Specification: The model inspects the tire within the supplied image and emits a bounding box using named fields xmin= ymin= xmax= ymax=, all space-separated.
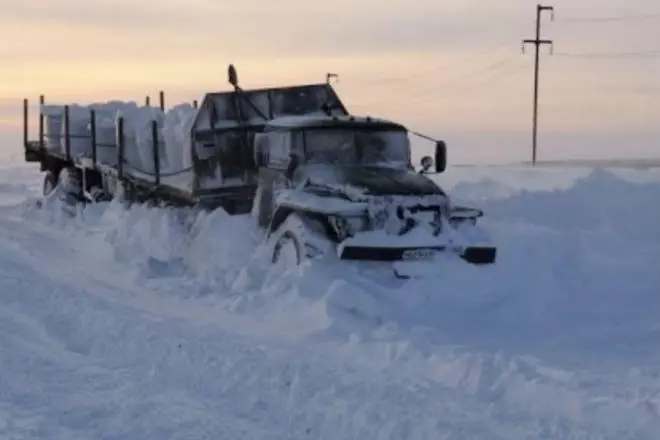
xmin=42 ymin=170 xmax=58 ymax=196
xmin=55 ymin=167 xmax=84 ymax=205
xmin=270 ymin=213 xmax=332 ymax=268
xmin=272 ymin=230 xmax=303 ymax=267
xmin=87 ymin=186 xmax=107 ymax=202
xmin=59 ymin=167 xmax=82 ymax=196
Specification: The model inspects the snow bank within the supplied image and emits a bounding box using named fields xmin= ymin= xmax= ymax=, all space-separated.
xmin=437 ymin=164 xmax=660 ymax=201
xmin=11 ymin=165 xmax=660 ymax=438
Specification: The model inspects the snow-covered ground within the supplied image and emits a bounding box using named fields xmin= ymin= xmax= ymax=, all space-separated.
xmin=0 ymin=160 xmax=659 ymax=439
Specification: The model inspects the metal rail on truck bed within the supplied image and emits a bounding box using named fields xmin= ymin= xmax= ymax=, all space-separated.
xmin=22 ymin=96 xmax=258 ymax=213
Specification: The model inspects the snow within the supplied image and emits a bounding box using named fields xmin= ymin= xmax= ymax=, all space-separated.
xmin=41 ymin=104 xmax=66 ymax=153
xmin=265 ymin=113 xmax=398 ymax=128
xmin=36 ymin=100 xmax=200 ymax=190
xmin=162 ymin=104 xmax=197 ymax=174
xmin=277 ymin=189 xmax=370 ymax=215
xmin=1 ymin=160 xmax=660 ymax=439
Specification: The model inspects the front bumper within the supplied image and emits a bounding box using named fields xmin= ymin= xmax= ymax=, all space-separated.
xmin=338 ymin=244 xmax=496 ymax=265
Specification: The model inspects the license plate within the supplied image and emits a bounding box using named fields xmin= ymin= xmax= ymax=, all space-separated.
xmin=401 ymin=249 xmax=435 ymax=261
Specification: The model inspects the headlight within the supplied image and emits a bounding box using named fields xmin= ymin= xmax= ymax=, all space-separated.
xmin=329 ymin=215 xmax=368 ymax=239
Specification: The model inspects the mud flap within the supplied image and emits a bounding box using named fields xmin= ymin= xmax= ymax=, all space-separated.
xmin=461 ymin=246 xmax=497 ymax=264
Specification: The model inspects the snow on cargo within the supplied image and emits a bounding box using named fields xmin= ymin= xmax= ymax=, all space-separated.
xmin=41 ymin=104 xmax=65 ymax=153
xmin=115 ymin=105 xmax=165 ymax=175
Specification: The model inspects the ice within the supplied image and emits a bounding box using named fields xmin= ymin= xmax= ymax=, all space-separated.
xmin=1 ymin=161 xmax=660 ymax=438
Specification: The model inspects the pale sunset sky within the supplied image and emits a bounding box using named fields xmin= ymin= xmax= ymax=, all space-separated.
xmin=0 ymin=0 xmax=658 ymax=163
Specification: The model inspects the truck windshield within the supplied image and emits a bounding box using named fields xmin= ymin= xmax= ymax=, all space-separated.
xmin=302 ymin=129 xmax=410 ymax=168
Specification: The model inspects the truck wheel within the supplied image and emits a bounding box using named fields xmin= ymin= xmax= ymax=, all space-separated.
xmin=271 ymin=214 xmax=307 ymax=267
xmin=59 ymin=167 xmax=82 ymax=196
xmin=272 ymin=230 xmax=303 ymax=267
xmin=42 ymin=171 xmax=58 ymax=196
xmin=51 ymin=167 xmax=84 ymax=205
xmin=270 ymin=213 xmax=332 ymax=268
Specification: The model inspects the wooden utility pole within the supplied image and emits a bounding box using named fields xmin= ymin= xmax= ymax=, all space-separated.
xmin=523 ymin=4 xmax=554 ymax=166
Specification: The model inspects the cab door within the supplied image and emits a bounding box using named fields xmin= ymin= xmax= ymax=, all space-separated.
xmin=255 ymin=131 xmax=291 ymax=228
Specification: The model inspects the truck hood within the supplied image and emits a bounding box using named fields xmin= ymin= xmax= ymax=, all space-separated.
xmin=297 ymin=165 xmax=445 ymax=197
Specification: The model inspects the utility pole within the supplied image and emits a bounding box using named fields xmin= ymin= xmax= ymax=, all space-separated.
xmin=523 ymin=4 xmax=554 ymax=166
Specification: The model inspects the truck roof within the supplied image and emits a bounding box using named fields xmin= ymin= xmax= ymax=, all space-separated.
xmin=264 ymin=114 xmax=407 ymax=131
xmin=192 ymin=83 xmax=349 ymax=133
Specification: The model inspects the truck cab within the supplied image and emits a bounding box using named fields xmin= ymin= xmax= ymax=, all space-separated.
xmin=251 ymin=114 xmax=495 ymax=271
xmin=253 ymin=115 xmax=443 ymax=225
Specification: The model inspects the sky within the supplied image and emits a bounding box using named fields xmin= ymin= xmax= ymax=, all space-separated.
xmin=0 ymin=0 xmax=658 ymax=163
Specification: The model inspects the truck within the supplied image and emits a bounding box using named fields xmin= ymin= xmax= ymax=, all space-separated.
xmin=22 ymin=65 xmax=496 ymax=278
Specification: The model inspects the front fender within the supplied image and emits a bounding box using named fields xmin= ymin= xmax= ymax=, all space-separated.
xmin=275 ymin=189 xmax=367 ymax=216
xmin=268 ymin=206 xmax=294 ymax=236
xmin=267 ymin=205 xmax=338 ymax=243
xmin=268 ymin=189 xmax=367 ymax=239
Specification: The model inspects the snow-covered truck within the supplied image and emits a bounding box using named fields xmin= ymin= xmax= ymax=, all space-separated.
xmin=22 ymin=65 xmax=496 ymax=275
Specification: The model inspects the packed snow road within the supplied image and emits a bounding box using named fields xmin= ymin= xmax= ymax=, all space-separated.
xmin=0 ymin=161 xmax=659 ymax=439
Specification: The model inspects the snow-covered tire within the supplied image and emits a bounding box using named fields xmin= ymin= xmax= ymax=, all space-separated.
xmin=272 ymin=230 xmax=304 ymax=267
xmin=56 ymin=167 xmax=83 ymax=205
xmin=42 ymin=170 xmax=58 ymax=196
xmin=87 ymin=186 xmax=107 ymax=202
xmin=270 ymin=213 xmax=332 ymax=268
xmin=59 ymin=167 xmax=81 ymax=195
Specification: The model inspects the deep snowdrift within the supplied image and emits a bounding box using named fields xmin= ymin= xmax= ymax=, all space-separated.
xmin=1 ymin=162 xmax=659 ymax=439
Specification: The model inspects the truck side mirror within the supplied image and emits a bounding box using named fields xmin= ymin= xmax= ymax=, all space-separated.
xmin=419 ymin=156 xmax=434 ymax=174
xmin=435 ymin=140 xmax=447 ymax=173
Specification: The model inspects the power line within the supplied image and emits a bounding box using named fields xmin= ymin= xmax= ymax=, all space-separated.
xmin=406 ymin=60 xmax=527 ymax=105
xmin=557 ymin=12 xmax=660 ymax=23
xmin=350 ymin=61 xmax=528 ymax=135
xmin=554 ymin=50 xmax=660 ymax=59
xmin=345 ymin=34 xmax=525 ymax=89
xmin=354 ymin=55 xmax=522 ymax=109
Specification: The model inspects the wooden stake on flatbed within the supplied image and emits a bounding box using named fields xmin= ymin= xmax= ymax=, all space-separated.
xmin=64 ymin=105 xmax=71 ymax=160
xmin=39 ymin=95 xmax=44 ymax=151
xmin=117 ymin=117 xmax=124 ymax=179
xmin=90 ymin=110 xmax=97 ymax=166
xmin=23 ymin=99 xmax=28 ymax=149
xmin=152 ymin=120 xmax=160 ymax=186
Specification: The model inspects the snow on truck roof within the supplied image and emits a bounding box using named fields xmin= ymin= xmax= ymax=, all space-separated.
xmin=264 ymin=114 xmax=407 ymax=131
